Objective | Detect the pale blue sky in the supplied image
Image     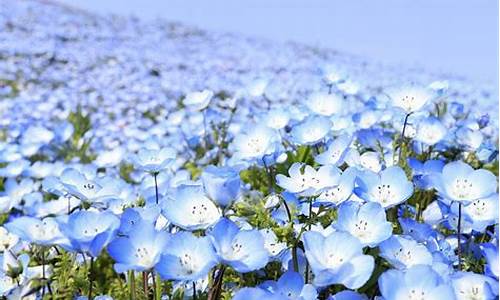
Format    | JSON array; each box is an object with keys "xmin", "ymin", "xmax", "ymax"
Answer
[{"xmin": 61, "ymin": 0, "xmax": 498, "ymax": 85}]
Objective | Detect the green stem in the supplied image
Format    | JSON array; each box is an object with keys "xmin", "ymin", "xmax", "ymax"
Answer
[
  {"xmin": 153, "ymin": 172, "xmax": 159, "ymax": 204},
  {"xmin": 153, "ymin": 272, "xmax": 161, "ymax": 300},
  {"xmin": 262, "ymin": 158, "xmax": 275, "ymax": 194},
  {"xmin": 142, "ymin": 271, "xmax": 148, "ymax": 295},
  {"xmin": 279, "ymin": 196, "xmax": 299, "ymax": 273},
  {"xmin": 208, "ymin": 266, "xmax": 226, "ymax": 300},
  {"xmin": 292, "ymin": 247, "xmax": 300, "ymax": 274},
  {"xmin": 299, "ymin": 146, "xmax": 311, "ymax": 163},
  {"xmin": 128, "ymin": 271, "xmax": 136, "ymax": 300},
  {"xmin": 41, "ymin": 247, "xmax": 46, "ymax": 298},
  {"xmin": 202, "ymin": 109, "xmax": 209, "ymax": 148},
  {"xmin": 398, "ymin": 113, "xmax": 412, "ymax": 165},
  {"xmin": 304, "ymin": 199, "xmax": 313, "ymax": 283},
  {"xmin": 88, "ymin": 257, "xmax": 94, "ymax": 300},
  {"xmin": 457, "ymin": 202, "xmax": 463, "ymax": 270}
]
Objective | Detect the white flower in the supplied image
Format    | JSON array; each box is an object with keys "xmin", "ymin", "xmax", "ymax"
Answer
[
  {"xmin": 306, "ymin": 92, "xmax": 343, "ymax": 116},
  {"xmin": 183, "ymin": 90, "xmax": 213, "ymax": 111},
  {"xmin": 388, "ymin": 86, "xmax": 433, "ymax": 113}
]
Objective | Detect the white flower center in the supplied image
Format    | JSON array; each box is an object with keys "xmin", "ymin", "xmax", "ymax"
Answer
[
  {"xmin": 408, "ymin": 288, "xmax": 426, "ymax": 300},
  {"xmin": 223, "ymin": 238, "xmax": 246, "ymax": 261},
  {"xmin": 190, "ymin": 203, "xmax": 212, "ymax": 224},
  {"xmin": 470, "ymin": 200, "xmax": 488, "ymax": 219},
  {"xmin": 394, "ymin": 247, "xmax": 414, "ymax": 266},
  {"xmin": 352, "ymin": 219, "xmax": 370, "ymax": 240},
  {"xmin": 134, "ymin": 247, "xmax": 154, "ymax": 267},
  {"xmin": 177, "ymin": 253, "xmax": 199, "ymax": 276},
  {"xmin": 325, "ymin": 251, "xmax": 345, "ymax": 269},
  {"xmin": 148, "ymin": 156, "xmax": 161, "ymax": 164},
  {"xmin": 372, "ymin": 184, "xmax": 394, "ymax": 204},
  {"xmin": 83, "ymin": 183, "xmax": 96, "ymax": 190},
  {"xmin": 246, "ymin": 137, "xmax": 263, "ymax": 154},
  {"xmin": 400, "ymin": 95, "xmax": 417, "ymax": 111},
  {"xmin": 450, "ymin": 178, "xmax": 473, "ymax": 200},
  {"xmin": 459, "ymin": 285, "xmax": 483, "ymax": 300}
]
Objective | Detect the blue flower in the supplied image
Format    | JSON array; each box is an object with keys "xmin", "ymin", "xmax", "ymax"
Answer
[
  {"xmin": 379, "ymin": 235, "xmax": 433, "ymax": 269},
  {"xmin": 481, "ymin": 243, "xmax": 498, "ymax": 279},
  {"xmin": 130, "ymin": 147, "xmax": 176, "ymax": 174},
  {"xmin": 161, "ymin": 184, "xmax": 221, "ymax": 230},
  {"xmin": 306, "ymin": 92, "xmax": 343, "ymax": 116},
  {"xmin": 335, "ymin": 201, "xmax": 392, "ymax": 247},
  {"xmin": 451, "ymin": 271, "xmax": 499, "ymax": 300},
  {"xmin": 208, "ymin": 218, "xmax": 269, "ymax": 273},
  {"xmin": 60, "ymin": 168, "xmax": 120, "ymax": 204},
  {"xmin": 246, "ymin": 78, "xmax": 270, "ymax": 97},
  {"xmin": 118, "ymin": 206, "xmax": 161, "ymax": 235},
  {"xmin": 200, "ymin": 165, "xmax": 241, "ymax": 207},
  {"xmin": 328, "ymin": 291, "xmax": 368, "ymax": 300},
  {"xmin": 0, "ymin": 227, "xmax": 18, "ymax": 252},
  {"xmin": 276, "ymin": 163, "xmax": 340, "ymax": 196},
  {"xmin": 398, "ymin": 217, "xmax": 436, "ymax": 243},
  {"xmin": 0, "ymin": 178, "xmax": 34, "ymax": 213},
  {"xmin": 5, "ymin": 216, "xmax": 69, "ymax": 247},
  {"xmin": 428, "ymin": 80, "xmax": 449, "ymax": 95},
  {"xmin": 229, "ymin": 125, "xmax": 281, "ymax": 165},
  {"xmin": 449, "ymin": 102, "xmax": 465, "ymax": 118},
  {"xmin": 407, "ymin": 158, "xmax": 444, "ymax": 190},
  {"xmin": 58, "ymin": 210, "xmax": 120, "ymax": 257},
  {"xmin": 301, "ymin": 231, "xmax": 374, "ymax": 288},
  {"xmin": 431, "ymin": 161, "xmax": 497, "ymax": 204},
  {"xmin": 388, "ymin": 85, "xmax": 433, "ymax": 113},
  {"xmin": 316, "ymin": 167, "xmax": 357, "ymax": 206},
  {"xmin": 455, "ymin": 126, "xmax": 483, "ymax": 151},
  {"xmin": 427, "ymin": 236, "xmax": 457, "ymax": 266},
  {"xmin": 476, "ymin": 143, "xmax": 498, "ymax": 163},
  {"xmin": 379, "ymin": 265, "xmax": 455, "ymax": 300},
  {"xmin": 422, "ymin": 200, "xmax": 448, "ymax": 226},
  {"xmin": 321, "ymin": 64, "xmax": 346, "ymax": 85},
  {"xmin": 232, "ymin": 287, "xmax": 285, "ymax": 300},
  {"xmin": 461, "ymin": 193, "xmax": 498, "ymax": 232},
  {"xmin": 155, "ymin": 231, "xmax": 217, "ymax": 281},
  {"xmin": 260, "ymin": 228, "xmax": 287, "ymax": 259},
  {"xmin": 355, "ymin": 166, "xmax": 414, "ymax": 208},
  {"xmin": 262, "ymin": 109, "xmax": 291, "ymax": 130},
  {"xmin": 415, "ymin": 117, "xmax": 447, "ymax": 146},
  {"xmin": 183, "ymin": 90, "xmax": 213, "ymax": 111},
  {"xmin": 107, "ymin": 220, "xmax": 169, "ymax": 273},
  {"xmin": 315, "ymin": 134, "xmax": 352, "ymax": 166},
  {"xmin": 20, "ymin": 125, "xmax": 54, "ymax": 156},
  {"xmin": 260, "ymin": 271, "xmax": 317, "ymax": 300},
  {"xmin": 94, "ymin": 147, "xmax": 126, "ymax": 168},
  {"xmin": 290, "ymin": 116, "xmax": 331, "ymax": 145}
]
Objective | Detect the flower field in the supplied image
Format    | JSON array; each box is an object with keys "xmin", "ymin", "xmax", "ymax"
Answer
[{"xmin": 0, "ymin": 1, "xmax": 498, "ymax": 299}]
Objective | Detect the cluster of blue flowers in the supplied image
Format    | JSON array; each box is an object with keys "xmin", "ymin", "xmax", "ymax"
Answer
[{"xmin": 0, "ymin": 1, "xmax": 498, "ymax": 299}]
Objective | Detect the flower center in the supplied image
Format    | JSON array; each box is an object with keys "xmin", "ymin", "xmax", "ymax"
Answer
[
  {"xmin": 408, "ymin": 289, "xmax": 426, "ymax": 300},
  {"xmin": 178, "ymin": 253, "xmax": 198, "ymax": 276},
  {"xmin": 325, "ymin": 252, "xmax": 345, "ymax": 269},
  {"xmin": 352, "ymin": 219, "xmax": 369, "ymax": 239},
  {"xmin": 459, "ymin": 285, "xmax": 483, "ymax": 300},
  {"xmin": 373, "ymin": 184, "xmax": 393, "ymax": 204},
  {"xmin": 471, "ymin": 200, "xmax": 488, "ymax": 218},
  {"xmin": 394, "ymin": 247, "xmax": 413, "ymax": 265},
  {"xmin": 450, "ymin": 178, "xmax": 473, "ymax": 200},
  {"xmin": 246, "ymin": 137, "xmax": 263, "ymax": 154},
  {"xmin": 134, "ymin": 247, "xmax": 153, "ymax": 267}
]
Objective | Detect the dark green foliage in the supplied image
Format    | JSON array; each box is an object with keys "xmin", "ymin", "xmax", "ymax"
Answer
[{"xmin": 56, "ymin": 106, "xmax": 96, "ymax": 163}]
